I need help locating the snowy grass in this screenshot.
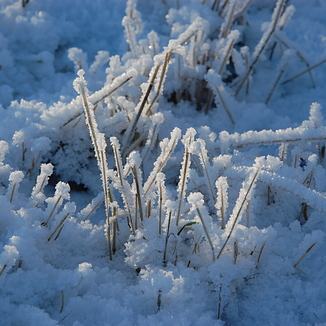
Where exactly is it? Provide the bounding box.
[1,0,326,325]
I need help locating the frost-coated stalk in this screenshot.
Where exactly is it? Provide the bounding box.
[62,70,136,128]
[122,64,160,157]
[73,69,113,260]
[205,70,235,125]
[219,0,236,38]
[281,57,326,86]
[216,176,229,229]
[156,172,166,235]
[163,211,172,267]
[111,137,135,234]
[42,181,70,227]
[79,193,104,221]
[235,0,286,96]
[29,163,54,208]
[218,31,240,75]
[196,206,215,261]
[265,50,292,104]
[128,152,145,223]
[146,51,173,116]
[195,139,215,208]
[217,168,260,259]
[144,127,181,195]
[7,171,24,204]
[176,128,196,226]
[141,113,164,163]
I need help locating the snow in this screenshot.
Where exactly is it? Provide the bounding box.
[1,0,326,325]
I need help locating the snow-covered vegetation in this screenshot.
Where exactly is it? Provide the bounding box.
[1,0,326,325]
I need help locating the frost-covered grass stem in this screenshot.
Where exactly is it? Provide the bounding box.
[217,168,259,259]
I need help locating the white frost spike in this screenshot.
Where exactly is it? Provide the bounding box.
[252,0,285,61]
[30,163,53,206]
[78,192,104,221]
[128,151,145,223]
[195,139,215,208]
[68,47,88,72]
[7,170,24,204]
[188,192,215,261]
[302,103,324,129]
[217,168,260,259]
[43,181,70,227]
[216,176,229,229]
[144,127,181,195]
[89,51,110,75]
[176,128,196,226]
[74,69,113,259]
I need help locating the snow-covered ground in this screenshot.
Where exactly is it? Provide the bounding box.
[1,0,326,325]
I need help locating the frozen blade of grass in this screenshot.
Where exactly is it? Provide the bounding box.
[273,32,316,88]
[111,137,135,234]
[216,176,228,229]
[47,212,70,242]
[219,0,236,39]
[122,64,160,158]
[281,57,326,86]
[62,71,135,128]
[265,49,292,104]
[73,69,113,260]
[195,139,216,208]
[293,242,317,269]
[235,0,286,96]
[144,127,181,196]
[215,125,326,151]
[205,69,235,125]
[217,168,260,259]
[176,128,196,226]
[188,192,216,261]
[163,211,172,267]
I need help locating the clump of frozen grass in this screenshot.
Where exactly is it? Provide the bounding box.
[1,1,326,324]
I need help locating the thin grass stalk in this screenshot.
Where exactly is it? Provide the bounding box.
[195,207,215,261]
[212,84,235,125]
[62,75,133,128]
[163,211,172,266]
[220,2,236,38]
[82,196,104,221]
[47,212,70,242]
[132,165,144,222]
[235,0,286,96]
[9,183,17,203]
[273,33,316,88]
[257,241,266,265]
[42,195,62,227]
[211,0,220,11]
[111,139,135,234]
[233,240,238,264]
[198,140,215,206]
[146,52,173,116]
[122,64,160,157]
[265,62,287,104]
[293,242,317,269]
[78,78,113,260]
[217,168,260,259]
[282,57,326,85]
[144,128,181,195]
[176,132,194,226]
[158,180,163,235]
[218,38,235,75]
[215,134,326,152]
[220,190,225,229]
